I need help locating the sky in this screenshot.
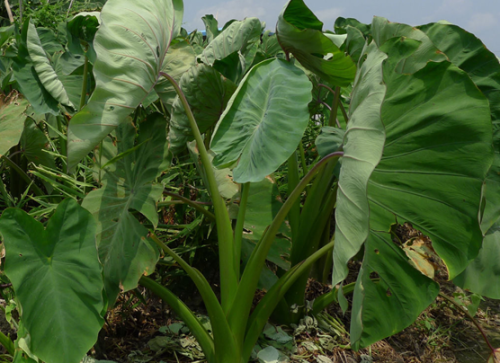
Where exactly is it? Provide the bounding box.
[182,0,500,55]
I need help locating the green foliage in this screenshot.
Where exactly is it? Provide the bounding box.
[0,199,104,363]
[0,0,499,362]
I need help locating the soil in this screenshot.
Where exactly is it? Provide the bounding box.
[87,275,500,363]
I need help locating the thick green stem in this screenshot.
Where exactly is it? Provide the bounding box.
[227,152,344,345]
[160,72,236,312]
[161,191,215,222]
[79,53,89,111]
[234,182,250,280]
[139,276,215,362]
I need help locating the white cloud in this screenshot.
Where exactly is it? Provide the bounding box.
[186,0,284,30]
[316,7,343,25]
[467,12,498,31]
[185,1,343,32]
[422,0,473,23]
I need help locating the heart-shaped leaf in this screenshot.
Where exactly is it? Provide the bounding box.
[211,58,312,183]
[0,199,104,363]
[346,23,493,350]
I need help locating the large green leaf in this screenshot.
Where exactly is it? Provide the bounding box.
[417,21,500,233]
[0,199,104,363]
[332,42,387,286]
[82,114,170,303]
[26,21,74,109]
[211,58,312,183]
[198,17,262,79]
[368,36,492,280]
[67,0,183,169]
[169,64,236,154]
[416,22,500,297]
[347,30,493,349]
[0,93,29,156]
[276,0,356,87]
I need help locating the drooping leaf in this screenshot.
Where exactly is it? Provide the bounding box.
[202,14,220,44]
[154,39,197,110]
[0,199,104,363]
[332,41,387,286]
[82,114,170,303]
[0,92,29,156]
[276,0,356,87]
[27,21,74,109]
[368,35,492,281]
[67,11,100,56]
[342,26,366,63]
[349,29,493,349]
[211,58,312,183]
[169,64,236,154]
[198,17,262,81]
[11,20,59,116]
[67,0,183,170]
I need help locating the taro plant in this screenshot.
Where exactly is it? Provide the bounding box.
[0,0,499,362]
